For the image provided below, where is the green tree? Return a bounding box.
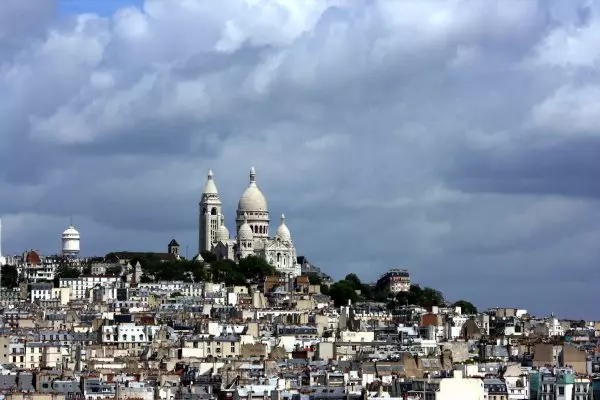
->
[308,274,323,285]
[170,292,183,298]
[396,284,423,306]
[54,263,80,287]
[421,287,445,307]
[344,274,362,289]
[1,265,18,289]
[342,273,374,300]
[200,250,217,263]
[453,300,477,314]
[82,264,92,275]
[239,255,276,279]
[105,265,122,276]
[394,284,445,308]
[209,259,245,286]
[329,280,359,307]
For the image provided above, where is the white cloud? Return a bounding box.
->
[531,85,600,136]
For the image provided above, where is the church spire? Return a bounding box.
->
[199,168,222,255]
[203,168,219,195]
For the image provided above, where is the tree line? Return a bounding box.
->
[311,272,477,314]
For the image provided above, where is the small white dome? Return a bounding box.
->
[203,169,218,195]
[238,213,254,241]
[216,218,230,241]
[62,225,80,237]
[276,214,291,242]
[237,167,268,212]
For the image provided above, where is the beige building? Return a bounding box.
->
[180,336,241,359]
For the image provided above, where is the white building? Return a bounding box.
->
[199,168,301,276]
[18,251,59,281]
[59,276,121,301]
[100,324,163,350]
[62,224,81,257]
[29,283,53,303]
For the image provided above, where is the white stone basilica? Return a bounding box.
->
[198,167,301,276]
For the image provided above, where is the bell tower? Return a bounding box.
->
[199,169,222,254]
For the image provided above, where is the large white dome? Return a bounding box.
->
[237,167,268,212]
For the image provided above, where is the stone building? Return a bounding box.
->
[199,167,301,276]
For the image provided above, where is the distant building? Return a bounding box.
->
[200,168,302,276]
[376,268,411,296]
[168,239,180,257]
[62,224,81,257]
[106,239,182,265]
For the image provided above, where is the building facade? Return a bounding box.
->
[199,168,301,276]
[376,268,411,296]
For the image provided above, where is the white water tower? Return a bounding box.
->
[62,224,80,257]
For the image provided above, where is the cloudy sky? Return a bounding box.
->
[1,0,599,318]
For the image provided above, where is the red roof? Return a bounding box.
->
[25,250,41,265]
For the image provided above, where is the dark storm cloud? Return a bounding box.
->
[447,136,600,199]
[1,0,600,318]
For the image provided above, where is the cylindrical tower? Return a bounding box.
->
[62,224,81,257]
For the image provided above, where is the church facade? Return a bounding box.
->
[198,167,301,276]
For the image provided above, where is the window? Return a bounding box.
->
[558,387,564,395]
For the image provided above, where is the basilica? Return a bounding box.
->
[198,167,301,276]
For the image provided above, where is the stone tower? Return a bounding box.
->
[199,169,222,254]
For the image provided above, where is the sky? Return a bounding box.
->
[1,0,599,318]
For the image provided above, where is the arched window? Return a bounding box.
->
[211,207,217,215]
[276,253,281,262]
